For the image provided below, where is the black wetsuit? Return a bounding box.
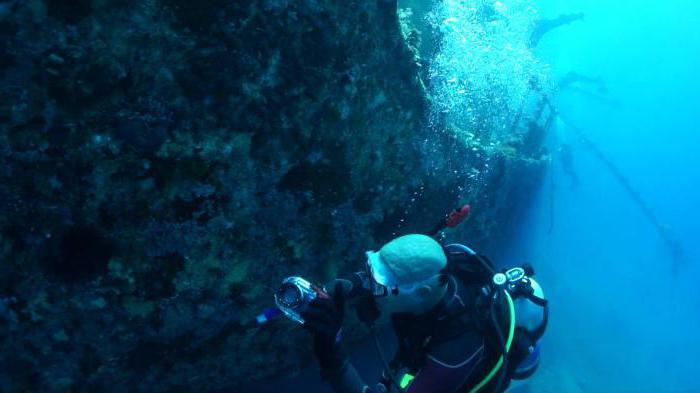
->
[323,275,509,393]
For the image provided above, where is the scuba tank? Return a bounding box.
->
[442,244,548,392]
[510,274,546,380]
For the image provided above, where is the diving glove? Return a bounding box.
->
[300,282,347,374]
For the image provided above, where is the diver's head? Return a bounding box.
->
[365,234,448,316]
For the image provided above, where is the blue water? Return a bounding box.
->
[504,1,700,391]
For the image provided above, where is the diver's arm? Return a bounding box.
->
[301,283,379,393]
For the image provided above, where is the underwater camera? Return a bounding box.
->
[274,276,329,324]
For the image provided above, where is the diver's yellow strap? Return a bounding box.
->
[400,373,415,389]
[468,291,516,393]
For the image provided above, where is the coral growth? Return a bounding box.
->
[0,0,549,391]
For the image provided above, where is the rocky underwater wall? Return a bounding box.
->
[0,0,549,391]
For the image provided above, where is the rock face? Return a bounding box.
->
[0,0,548,391]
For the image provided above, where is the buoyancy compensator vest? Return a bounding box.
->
[389,243,548,393]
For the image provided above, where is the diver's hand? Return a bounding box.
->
[301,282,346,371]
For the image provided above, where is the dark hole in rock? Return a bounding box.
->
[352,190,377,213]
[79,344,102,378]
[163,0,228,32]
[46,123,71,147]
[52,340,74,353]
[147,156,213,190]
[229,282,249,308]
[126,340,170,371]
[7,117,45,152]
[303,27,338,68]
[138,253,185,301]
[172,196,207,222]
[126,333,194,371]
[3,353,40,390]
[46,0,93,23]
[47,226,114,283]
[0,38,14,67]
[115,119,168,156]
[149,311,164,331]
[277,161,351,206]
[98,203,117,230]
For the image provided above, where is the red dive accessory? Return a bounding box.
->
[428,203,471,237]
[446,204,471,228]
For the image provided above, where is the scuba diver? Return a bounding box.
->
[558,142,579,189]
[281,230,548,393]
[559,72,608,95]
[530,13,585,48]
[548,113,579,190]
[558,71,621,109]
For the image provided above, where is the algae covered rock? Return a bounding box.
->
[0,0,549,391]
